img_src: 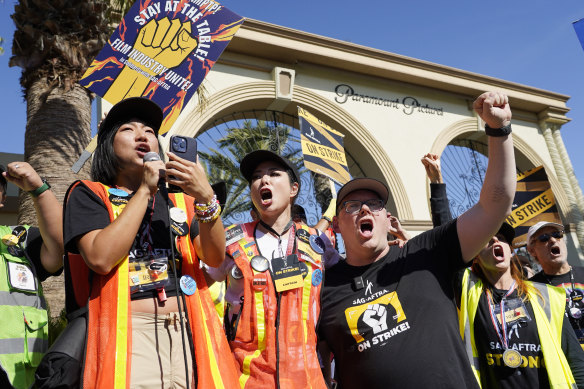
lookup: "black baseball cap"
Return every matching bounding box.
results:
[336,178,389,211]
[99,97,163,136]
[239,150,300,187]
[497,222,516,245]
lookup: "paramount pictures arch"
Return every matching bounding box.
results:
[126,20,581,261]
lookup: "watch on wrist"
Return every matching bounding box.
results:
[484,123,512,137]
[29,178,51,197]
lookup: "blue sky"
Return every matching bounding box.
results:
[1,0,583,192]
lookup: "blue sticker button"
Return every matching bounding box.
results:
[179,275,197,295]
[108,188,129,197]
[312,269,323,287]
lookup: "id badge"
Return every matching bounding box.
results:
[270,254,303,292]
[7,261,37,292]
[129,254,170,293]
[495,297,532,327]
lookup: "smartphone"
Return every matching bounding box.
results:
[168,136,198,192]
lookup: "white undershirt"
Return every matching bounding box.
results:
[254,227,290,266]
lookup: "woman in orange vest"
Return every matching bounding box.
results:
[63,97,239,388]
[206,150,336,388]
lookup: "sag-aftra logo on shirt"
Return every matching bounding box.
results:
[345,289,411,352]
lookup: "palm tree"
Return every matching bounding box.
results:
[9,0,120,317]
[10,0,113,221]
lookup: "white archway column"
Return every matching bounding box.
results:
[552,127,584,215]
[540,121,584,249]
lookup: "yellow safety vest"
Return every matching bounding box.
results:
[459,268,576,389]
[66,180,240,389]
[0,225,48,389]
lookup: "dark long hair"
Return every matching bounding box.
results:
[91,122,122,186]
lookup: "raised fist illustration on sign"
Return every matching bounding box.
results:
[363,304,388,334]
[105,17,198,102]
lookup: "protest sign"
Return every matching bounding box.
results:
[298,107,351,185]
[79,0,243,135]
[505,165,562,247]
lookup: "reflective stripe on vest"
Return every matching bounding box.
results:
[109,196,130,389]
[171,192,240,388]
[0,337,48,354]
[69,180,240,389]
[459,268,577,389]
[0,224,49,389]
[226,221,327,389]
[530,281,577,389]
[459,269,483,385]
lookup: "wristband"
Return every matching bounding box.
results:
[29,179,51,197]
[485,124,512,137]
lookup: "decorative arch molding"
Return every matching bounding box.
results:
[168,80,414,219]
[165,81,277,140]
[429,118,480,156]
[429,118,570,219]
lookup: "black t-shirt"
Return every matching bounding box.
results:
[318,219,479,389]
[64,183,197,300]
[25,226,58,282]
[531,267,584,346]
[473,287,550,388]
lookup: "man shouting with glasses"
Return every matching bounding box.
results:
[317,91,516,389]
[529,222,584,349]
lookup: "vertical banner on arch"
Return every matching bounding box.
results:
[298,106,351,185]
[79,0,244,136]
[505,166,563,247]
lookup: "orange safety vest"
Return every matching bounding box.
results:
[66,180,240,389]
[225,221,327,389]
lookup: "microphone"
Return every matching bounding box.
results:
[143,152,167,196]
[143,151,161,163]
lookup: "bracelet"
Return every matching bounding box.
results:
[485,124,512,137]
[194,195,221,223]
[194,195,218,211]
[196,205,221,223]
[29,178,51,197]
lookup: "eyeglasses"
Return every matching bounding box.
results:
[535,230,564,243]
[342,199,385,214]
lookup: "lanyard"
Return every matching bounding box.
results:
[116,187,156,251]
[486,281,516,350]
[141,195,156,252]
[259,220,296,258]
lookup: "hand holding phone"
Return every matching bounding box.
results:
[170,135,198,163]
[168,136,198,193]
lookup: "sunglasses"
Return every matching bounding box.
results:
[535,230,564,243]
[341,199,385,214]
